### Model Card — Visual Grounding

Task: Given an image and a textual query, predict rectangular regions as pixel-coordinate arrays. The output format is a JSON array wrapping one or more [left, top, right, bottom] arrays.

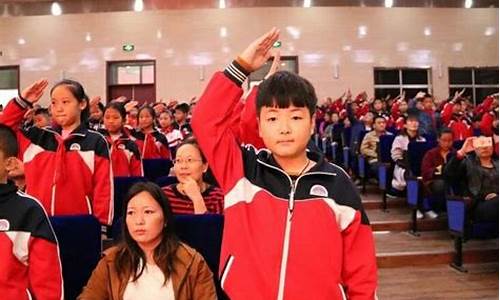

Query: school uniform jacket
[[0, 97, 114, 225], [0, 181, 63, 300], [192, 62, 378, 300], [129, 129, 171, 160], [99, 129, 143, 177]]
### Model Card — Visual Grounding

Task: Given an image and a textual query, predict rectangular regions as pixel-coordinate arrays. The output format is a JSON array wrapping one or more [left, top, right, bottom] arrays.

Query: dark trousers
[[427, 179, 447, 212], [473, 197, 499, 222]]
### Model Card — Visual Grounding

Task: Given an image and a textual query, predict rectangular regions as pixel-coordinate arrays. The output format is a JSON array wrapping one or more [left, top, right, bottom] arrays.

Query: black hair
[[438, 127, 453, 138], [33, 107, 50, 117], [373, 114, 387, 123], [153, 102, 167, 108], [50, 79, 89, 123], [174, 103, 190, 114], [137, 105, 156, 120], [177, 137, 207, 164], [256, 71, 317, 117], [97, 102, 104, 112], [115, 182, 180, 284], [104, 102, 127, 120], [0, 124, 18, 158]]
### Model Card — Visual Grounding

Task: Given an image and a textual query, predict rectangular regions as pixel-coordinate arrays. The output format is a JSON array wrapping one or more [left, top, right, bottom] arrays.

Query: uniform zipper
[[256, 159, 336, 300]]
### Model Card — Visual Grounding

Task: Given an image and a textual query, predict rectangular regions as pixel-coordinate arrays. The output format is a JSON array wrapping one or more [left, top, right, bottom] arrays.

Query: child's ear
[[4, 157, 16, 172], [80, 100, 88, 111]]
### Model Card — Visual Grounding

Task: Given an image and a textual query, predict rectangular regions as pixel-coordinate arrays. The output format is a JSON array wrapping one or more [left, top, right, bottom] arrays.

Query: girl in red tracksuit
[[0, 79, 113, 225], [100, 102, 143, 177], [129, 106, 171, 160]]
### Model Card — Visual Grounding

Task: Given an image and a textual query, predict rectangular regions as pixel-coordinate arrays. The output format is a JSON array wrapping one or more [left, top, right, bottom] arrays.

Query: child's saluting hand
[[20, 79, 48, 104], [238, 27, 280, 72]]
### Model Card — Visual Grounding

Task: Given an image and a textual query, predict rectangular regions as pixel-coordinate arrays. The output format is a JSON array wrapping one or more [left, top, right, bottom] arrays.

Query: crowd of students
[[316, 85, 499, 220], [0, 27, 497, 299]]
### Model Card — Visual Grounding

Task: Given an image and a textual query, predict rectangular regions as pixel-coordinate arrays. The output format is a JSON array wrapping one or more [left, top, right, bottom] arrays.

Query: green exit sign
[[122, 44, 135, 52]]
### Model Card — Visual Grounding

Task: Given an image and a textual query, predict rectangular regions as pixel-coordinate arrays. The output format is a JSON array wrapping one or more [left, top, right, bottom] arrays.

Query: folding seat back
[[143, 158, 173, 181], [50, 215, 101, 300], [155, 175, 179, 187]]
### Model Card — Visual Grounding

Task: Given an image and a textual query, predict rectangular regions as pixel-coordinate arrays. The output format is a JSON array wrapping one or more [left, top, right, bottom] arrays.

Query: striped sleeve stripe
[[224, 61, 250, 86], [15, 97, 32, 109], [228, 62, 247, 81], [226, 64, 246, 83]]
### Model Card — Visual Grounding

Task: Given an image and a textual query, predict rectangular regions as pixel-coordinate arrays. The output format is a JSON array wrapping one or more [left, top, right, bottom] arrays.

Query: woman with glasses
[[162, 137, 224, 214]]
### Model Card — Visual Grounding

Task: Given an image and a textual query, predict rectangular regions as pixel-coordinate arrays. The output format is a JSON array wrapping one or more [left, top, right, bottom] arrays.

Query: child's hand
[[21, 79, 49, 104], [124, 101, 139, 112], [112, 96, 127, 103], [264, 51, 281, 80], [89, 96, 101, 108], [23, 108, 34, 121], [239, 27, 280, 72]]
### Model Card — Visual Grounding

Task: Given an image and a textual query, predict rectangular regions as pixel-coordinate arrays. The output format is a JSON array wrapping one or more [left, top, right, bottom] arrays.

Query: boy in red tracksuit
[[0, 124, 63, 300], [192, 28, 377, 300], [0, 79, 114, 225]]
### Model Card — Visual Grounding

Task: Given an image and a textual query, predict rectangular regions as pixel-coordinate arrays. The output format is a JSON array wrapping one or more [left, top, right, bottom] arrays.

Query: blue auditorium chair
[[377, 134, 396, 211], [406, 140, 437, 235], [50, 215, 101, 300], [142, 158, 173, 182], [446, 182, 499, 272], [113, 176, 147, 235], [341, 126, 352, 170], [156, 175, 179, 187]]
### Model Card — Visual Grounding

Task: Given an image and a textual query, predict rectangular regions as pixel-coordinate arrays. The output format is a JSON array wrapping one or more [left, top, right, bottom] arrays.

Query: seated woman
[[79, 182, 216, 300], [162, 138, 224, 215], [444, 136, 499, 222], [421, 128, 454, 213]]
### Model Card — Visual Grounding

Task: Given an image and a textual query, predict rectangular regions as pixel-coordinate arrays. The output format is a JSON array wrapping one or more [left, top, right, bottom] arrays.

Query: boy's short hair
[[257, 71, 317, 117], [0, 124, 18, 158], [373, 114, 387, 123], [174, 103, 190, 114], [438, 127, 453, 138], [33, 107, 50, 117]]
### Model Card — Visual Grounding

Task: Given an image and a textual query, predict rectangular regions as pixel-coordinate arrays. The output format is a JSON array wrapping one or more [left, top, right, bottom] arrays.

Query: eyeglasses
[[173, 158, 203, 165]]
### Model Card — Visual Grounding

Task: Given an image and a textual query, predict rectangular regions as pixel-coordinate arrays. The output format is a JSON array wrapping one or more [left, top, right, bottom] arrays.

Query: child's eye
[[126, 211, 134, 215], [145, 210, 154, 214], [292, 116, 303, 120], [267, 117, 277, 122]]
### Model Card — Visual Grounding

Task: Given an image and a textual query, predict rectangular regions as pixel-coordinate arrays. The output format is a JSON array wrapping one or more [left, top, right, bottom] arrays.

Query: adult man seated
[[421, 128, 454, 214], [444, 136, 499, 222], [360, 114, 393, 176]]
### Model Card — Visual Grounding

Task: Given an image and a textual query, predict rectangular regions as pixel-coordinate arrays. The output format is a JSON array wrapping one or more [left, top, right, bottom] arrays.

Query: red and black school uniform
[[99, 129, 143, 177], [0, 97, 114, 225], [129, 129, 171, 160], [0, 181, 63, 300]]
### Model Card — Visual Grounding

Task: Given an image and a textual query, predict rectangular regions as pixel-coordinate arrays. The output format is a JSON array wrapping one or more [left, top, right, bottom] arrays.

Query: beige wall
[[0, 7, 498, 106]]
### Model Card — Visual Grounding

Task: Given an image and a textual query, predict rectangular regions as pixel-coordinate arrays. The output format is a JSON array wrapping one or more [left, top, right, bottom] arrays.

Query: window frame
[[448, 66, 499, 105], [373, 67, 432, 99]]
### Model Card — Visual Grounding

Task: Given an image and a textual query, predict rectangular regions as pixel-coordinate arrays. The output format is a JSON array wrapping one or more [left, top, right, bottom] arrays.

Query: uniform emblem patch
[[310, 184, 328, 198], [0, 219, 10, 231], [70, 143, 81, 151]]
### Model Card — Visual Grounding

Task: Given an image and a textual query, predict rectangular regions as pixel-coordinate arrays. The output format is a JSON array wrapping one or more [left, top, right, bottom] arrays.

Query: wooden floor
[[378, 263, 499, 300], [358, 185, 499, 299]]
